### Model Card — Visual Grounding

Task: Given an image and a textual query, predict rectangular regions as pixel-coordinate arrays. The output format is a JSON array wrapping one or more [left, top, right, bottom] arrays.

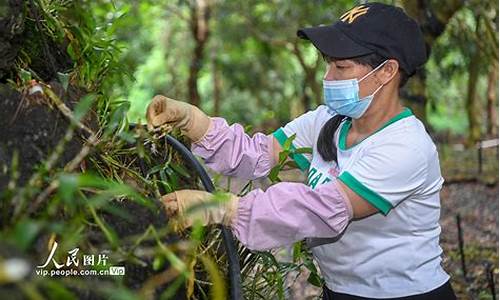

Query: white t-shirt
[[272, 105, 449, 298]]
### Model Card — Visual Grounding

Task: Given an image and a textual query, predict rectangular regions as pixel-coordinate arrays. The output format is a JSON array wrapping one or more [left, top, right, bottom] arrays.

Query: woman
[[146, 3, 456, 299]]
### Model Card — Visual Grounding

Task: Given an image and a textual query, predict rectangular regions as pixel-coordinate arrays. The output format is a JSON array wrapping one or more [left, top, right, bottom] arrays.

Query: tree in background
[[400, 0, 464, 124], [121, 0, 498, 144], [422, 0, 498, 144], [188, 0, 212, 107]]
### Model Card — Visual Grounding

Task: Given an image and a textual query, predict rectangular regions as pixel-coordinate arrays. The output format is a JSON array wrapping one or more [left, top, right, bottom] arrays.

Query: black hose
[[127, 125, 242, 299], [164, 135, 241, 300]]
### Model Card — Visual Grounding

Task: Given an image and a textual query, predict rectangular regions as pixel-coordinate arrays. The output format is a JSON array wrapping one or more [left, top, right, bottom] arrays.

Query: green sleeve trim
[[338, 171, 393, 216], [272, 128, 311, 172]]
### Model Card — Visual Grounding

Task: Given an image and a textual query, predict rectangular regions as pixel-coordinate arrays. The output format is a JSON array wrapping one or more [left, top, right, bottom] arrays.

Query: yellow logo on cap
[[340, 5, 369, 24]]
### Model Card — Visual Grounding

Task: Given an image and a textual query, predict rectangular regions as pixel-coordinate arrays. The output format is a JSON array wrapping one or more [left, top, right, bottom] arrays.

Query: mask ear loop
[[358, 59, 390, 100], [355, 79, 387, 118], [370, 81, 385, 97], [357, 59, 389, 83], [364, 72, 388, 100]]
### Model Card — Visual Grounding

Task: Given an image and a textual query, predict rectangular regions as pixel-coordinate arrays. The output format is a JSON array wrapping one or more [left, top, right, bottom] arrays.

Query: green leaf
[[118, 131, 136, 143], [268, 165, 281, 183], [307, 272, 323, 287], [57, 72, 70, 91], [58, 173, 78, 203], [189, 220, 205, 243], [104, 101, 131, 136], [89, 205, 119, 249], [160, 276, 185, 299], [73, 94, 96, 121], [77, 173, 109, 189], [153, 254, 166, 271], [42, 280, 77, 300], [301, 249, 323, 287], [12, 219, 43, 251], [100, 203, 133, 221], [146, 164, 165, 177], [169, 163, 190, 179], [67, 43, 77, 60], [19, 69, 31, 83], [292, 241, 302, 263], [278, 151, 289, 163], [107, 288, 141, 300], [244, 124, 253, 134], [200, 255, 226, 300], [159, 169, 173, 193], [161, 246, 187, 275], [282, 133, 296, 151], [164, 168, 179, 190]]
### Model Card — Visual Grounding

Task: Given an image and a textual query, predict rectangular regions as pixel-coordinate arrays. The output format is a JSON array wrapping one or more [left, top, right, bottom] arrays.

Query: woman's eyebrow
[[335, 60, 351, 66]]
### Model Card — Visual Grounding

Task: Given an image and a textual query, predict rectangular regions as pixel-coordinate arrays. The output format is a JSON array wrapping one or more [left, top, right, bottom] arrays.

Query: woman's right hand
[[145, 95, 211, 142], [146, 95, 190, 130]]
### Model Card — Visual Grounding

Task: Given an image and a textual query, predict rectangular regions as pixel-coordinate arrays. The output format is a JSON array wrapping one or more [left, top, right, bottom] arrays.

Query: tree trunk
[[292, 42, 322, 112], [400, 0, 463, 124], [308, 61, 323, 107], [211, 47, 221, 116], [402, 68, 428, 121], [300, 81, 311, 113], [188, 0, 210, 107], [486, 60, 498, 137], [465, 17, 482, 146]]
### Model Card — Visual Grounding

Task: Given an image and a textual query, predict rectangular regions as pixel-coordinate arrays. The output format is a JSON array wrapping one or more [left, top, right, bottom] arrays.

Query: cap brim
[[297, 24, 373, 59]]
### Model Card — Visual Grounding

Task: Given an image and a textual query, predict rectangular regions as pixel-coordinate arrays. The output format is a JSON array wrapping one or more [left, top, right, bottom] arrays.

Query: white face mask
[[323, 60, 388, 118]]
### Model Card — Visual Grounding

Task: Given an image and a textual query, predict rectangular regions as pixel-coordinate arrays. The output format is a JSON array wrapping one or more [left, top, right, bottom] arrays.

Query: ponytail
[[316, 115, 348, 163]]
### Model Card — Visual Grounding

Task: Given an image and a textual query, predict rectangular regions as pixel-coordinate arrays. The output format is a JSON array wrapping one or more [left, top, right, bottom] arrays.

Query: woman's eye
[[336, 65, 346, 69]]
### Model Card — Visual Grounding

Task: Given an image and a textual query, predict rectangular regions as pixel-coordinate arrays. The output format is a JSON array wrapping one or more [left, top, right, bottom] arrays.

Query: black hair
[[317, 53, 410, 163]]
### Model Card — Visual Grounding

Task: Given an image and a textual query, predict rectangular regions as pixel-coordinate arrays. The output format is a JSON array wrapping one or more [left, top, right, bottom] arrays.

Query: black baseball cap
[[297, 2, 427, 76]]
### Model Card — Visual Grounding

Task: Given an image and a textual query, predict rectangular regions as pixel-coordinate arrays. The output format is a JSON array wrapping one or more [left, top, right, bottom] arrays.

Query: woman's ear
[[378, 59, 399, 84]]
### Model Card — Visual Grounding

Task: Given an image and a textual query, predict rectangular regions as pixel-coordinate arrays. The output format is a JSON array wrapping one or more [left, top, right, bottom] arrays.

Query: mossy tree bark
[[465, 49, 482, 146], [486, 60, 498, 137], [465, 15, 483, 146]]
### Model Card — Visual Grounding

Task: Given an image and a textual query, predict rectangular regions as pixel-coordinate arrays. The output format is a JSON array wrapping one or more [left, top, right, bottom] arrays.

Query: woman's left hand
[[161, 190, 239, 230]]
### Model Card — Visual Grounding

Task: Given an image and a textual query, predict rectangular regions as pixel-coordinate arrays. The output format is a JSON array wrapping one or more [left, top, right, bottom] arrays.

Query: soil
[[0, 82, 86, 191], [440, 182, 499, 299], [77, 198, 185, 300]]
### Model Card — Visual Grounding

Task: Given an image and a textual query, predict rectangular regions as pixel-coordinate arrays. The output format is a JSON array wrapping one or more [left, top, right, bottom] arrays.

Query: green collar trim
[[339, 107, 413, 150], [272, 128, 311, 172]]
